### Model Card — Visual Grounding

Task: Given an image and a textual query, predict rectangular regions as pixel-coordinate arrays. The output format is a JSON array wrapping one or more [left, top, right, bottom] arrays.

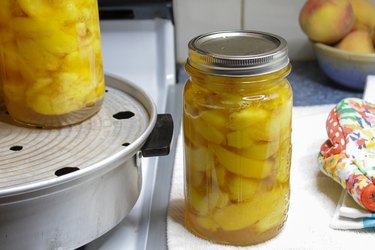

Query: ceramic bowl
[[312, 42, 375, 90]]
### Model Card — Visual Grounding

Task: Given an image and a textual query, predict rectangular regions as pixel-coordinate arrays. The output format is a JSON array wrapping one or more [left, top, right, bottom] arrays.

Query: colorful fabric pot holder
[[318, 98, 375, 228]]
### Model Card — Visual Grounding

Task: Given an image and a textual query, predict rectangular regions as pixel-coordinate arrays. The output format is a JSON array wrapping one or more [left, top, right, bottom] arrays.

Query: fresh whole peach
[[336, 29, 375, 53], [348, 0, 375, 31], [299, 0, 355, 44]]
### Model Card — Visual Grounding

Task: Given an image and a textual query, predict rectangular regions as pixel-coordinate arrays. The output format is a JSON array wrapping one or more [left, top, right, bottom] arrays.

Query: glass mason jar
[[0, 0, 105, 128], [183, 31, 293, 245]]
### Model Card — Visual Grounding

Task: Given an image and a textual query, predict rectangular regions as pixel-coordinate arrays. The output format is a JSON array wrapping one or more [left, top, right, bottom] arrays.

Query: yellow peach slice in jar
[[248, 115, 282, 141], [0, 1, 11, 25], [213, 186, 285, 231], [187, 186, 229, 216], [210, 190, 230, 209], [0, 27, 14, 45], [276, 138, 292, 183], [211, 144, 273, 179], [2, 79, 28, 105], [191, 117, 226, 145], [16, 0, 90, 22], [185, 145, 213, 188], [254, 185, 289, 233], [75, 22, 95, 45], [276, 98, 292, 133], [185, 144, 214, 172], [84, 76, 105, 106], [249, 103, 291, 142], [6, 1, 28, 17], [226, 129, 254, 149], [261, 79, 291, 111], [183, 107, 209, 147], [16, 0, 52, 17], [210, 164, 228, 188], [11, 17, 71, 46], [15, 37, 60, 72], [205, 91, 245, 110], [184, 79, 211, 108], [192, 215, 219, 232], [227, 175, 260, 202], [183, 84, 203, 118], [46, 1, 86, 24], [25, 18, 79, 57], [0, 41, 34, 81], [187, 187, 210, 215], [60, 49, 92, 77], [200, 109, 228, 130], [183, 123, 207, 147], [25, 72, 96, 115], [240, 140, 280, 160], [228, 106, 268, 130], [241, 85, 291, 143], [187, 170, 204, 188], [36, 27, 78, 56], [226, 110, 279, 144]]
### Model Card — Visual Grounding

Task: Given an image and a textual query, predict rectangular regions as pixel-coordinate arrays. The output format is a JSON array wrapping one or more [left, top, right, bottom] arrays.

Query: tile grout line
[[240, 0, 245, 30]]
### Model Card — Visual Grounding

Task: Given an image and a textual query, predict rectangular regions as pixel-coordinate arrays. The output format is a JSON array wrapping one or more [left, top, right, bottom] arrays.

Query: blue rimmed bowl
[[313, 42, 375, 90]]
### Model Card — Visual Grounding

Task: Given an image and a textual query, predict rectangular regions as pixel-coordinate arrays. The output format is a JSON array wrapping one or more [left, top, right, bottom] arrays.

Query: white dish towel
[[167, 104, 375, 250], [330, 191, 375, 230]]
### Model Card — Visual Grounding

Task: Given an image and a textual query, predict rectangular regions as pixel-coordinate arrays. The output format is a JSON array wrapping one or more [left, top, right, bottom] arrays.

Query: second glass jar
[[0, 0, 105, 128], [183, 31, 293, 245]]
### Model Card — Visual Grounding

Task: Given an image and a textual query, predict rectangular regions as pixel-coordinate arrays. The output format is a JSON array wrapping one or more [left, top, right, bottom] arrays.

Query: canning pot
[[0, 74, 173, 250]]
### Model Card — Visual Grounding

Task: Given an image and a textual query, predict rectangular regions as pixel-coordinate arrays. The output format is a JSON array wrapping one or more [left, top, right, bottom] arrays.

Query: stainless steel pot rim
[[0, 73, 157, 197]]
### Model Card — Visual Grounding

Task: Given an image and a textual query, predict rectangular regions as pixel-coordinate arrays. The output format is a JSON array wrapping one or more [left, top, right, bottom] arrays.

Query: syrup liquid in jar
[[0, 0, 105, 127], [183, 31, 293, 245]]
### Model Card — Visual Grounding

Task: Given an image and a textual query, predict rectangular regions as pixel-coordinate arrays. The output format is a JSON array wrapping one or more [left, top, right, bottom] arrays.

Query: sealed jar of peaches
[[183, 31, 292, 245], [0, 0, 105, 127]]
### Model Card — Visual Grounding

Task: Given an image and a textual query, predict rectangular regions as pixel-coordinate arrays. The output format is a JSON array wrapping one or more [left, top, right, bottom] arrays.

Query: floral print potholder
[[318, 98, 375, 212]]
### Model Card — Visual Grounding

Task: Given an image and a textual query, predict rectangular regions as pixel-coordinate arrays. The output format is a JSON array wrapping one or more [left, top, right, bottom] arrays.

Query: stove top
[[83, 18, 180, 250], [98, 0, 172, 20]]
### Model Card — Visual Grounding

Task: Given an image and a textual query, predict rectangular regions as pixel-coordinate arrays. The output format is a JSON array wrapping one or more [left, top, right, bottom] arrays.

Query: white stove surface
[[100, 19, 175, 111], [85, 19, 176, 250]]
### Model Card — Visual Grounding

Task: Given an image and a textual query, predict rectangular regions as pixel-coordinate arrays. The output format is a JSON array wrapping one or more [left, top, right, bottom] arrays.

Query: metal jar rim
[[187, 30, 290, 77]]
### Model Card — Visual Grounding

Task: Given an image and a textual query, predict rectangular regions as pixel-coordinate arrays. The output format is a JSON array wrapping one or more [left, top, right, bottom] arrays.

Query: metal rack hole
[[9, 146, 23, 151], [113, 111, 135, 120], [55, 167, 80, 177]]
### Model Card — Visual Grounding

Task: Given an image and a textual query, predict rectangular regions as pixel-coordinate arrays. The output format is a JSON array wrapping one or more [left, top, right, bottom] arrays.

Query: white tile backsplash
[[174, 0, 312, 63], [173, 0, 375, 63], [173, 0, 242, 64], [243, 0, 313, 60]]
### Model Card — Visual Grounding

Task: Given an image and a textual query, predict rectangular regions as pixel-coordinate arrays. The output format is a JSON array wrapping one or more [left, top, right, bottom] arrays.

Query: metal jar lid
[[187, 30, 289, 76]]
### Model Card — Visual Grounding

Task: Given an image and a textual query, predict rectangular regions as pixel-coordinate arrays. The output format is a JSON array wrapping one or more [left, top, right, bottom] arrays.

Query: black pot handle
[[141, 114, 173, 157]]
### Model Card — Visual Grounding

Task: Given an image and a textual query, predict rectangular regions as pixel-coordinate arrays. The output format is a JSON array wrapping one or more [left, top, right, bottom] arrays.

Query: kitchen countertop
[[178, 60, 364, 106]]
